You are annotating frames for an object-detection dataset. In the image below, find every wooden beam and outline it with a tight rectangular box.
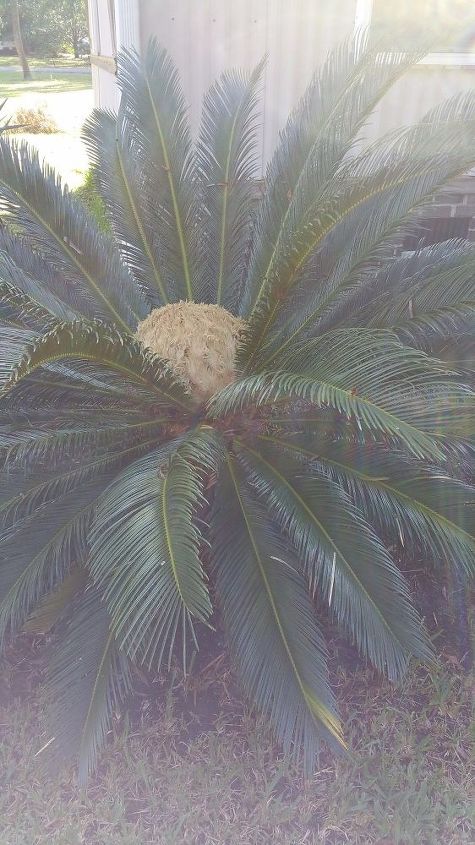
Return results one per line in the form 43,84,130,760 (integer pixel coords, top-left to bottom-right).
90,54,117,74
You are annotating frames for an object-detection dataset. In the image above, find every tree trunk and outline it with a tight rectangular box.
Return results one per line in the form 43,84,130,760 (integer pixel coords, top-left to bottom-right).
10,0,32,81
72,27,79,59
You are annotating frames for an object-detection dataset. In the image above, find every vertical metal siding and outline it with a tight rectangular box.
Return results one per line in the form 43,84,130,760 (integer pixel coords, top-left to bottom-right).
92,1,475,164
139,0,357,173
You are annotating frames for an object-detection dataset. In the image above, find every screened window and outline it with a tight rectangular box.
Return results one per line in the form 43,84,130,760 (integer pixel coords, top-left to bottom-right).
356,0,475,64
372,1,475,53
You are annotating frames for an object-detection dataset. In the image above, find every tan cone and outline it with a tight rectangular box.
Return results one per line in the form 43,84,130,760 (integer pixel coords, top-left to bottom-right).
136,301,245,402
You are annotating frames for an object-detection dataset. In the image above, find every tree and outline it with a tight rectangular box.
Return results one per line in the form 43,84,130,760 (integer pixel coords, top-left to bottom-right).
0,0,88,58
9,0,31,79
60,0,88,58
0,36,473,782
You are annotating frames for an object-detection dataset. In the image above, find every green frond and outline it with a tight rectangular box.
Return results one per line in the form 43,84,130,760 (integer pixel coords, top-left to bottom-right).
0,272,76,392
0,138,146,331
118,41,199,301
2,348,173,415
369,244,475,353
0,32,474,781
236,440,432,680
0,413,169,645
0,260,75,328
208,362,471,460
211,455,343,771
436,332,475,382
0,374,145,418
196,60,264,307
0,230,82,323
0,323,34,388
46,586,132,784
83,109,169,306
262,425,475,576
1,319,193,413
0,435,160,542
0,480,106,645
271,434,475,579
276,239,474,361
329,239,475,331
241,31,427,317
393,306,475,355
88,428,222,668
242,92,475,367
23,565,88,634
0,416,167,472
277,329,474,439
0,228,62,281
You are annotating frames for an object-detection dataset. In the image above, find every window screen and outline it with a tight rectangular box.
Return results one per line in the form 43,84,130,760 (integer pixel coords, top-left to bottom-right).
371,1,475,54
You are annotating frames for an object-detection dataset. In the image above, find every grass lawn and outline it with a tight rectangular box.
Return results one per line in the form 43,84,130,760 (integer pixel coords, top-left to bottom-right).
0,642,473,845
0,70,91,98
0,56,90,70
0,62,93,189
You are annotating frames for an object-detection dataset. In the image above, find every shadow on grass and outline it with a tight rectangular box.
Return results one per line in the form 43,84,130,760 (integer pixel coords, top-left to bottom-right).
0,71,91,97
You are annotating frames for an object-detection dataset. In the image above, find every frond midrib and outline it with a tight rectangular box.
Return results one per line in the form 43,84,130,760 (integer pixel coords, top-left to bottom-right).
115,139,168,303
144,74,193,300
238,441,416,653
0,173,134,332
78,627,116,762
226,454,344,742
216,104,240,305
259,434,475,546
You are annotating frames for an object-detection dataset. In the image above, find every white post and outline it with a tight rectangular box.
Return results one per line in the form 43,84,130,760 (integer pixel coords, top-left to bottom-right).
114,0,141,53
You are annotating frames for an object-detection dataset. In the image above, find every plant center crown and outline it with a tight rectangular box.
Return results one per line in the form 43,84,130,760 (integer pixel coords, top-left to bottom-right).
136,301,245,402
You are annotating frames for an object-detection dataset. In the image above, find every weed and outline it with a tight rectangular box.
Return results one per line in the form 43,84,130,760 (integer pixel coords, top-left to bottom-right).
10,105,58,134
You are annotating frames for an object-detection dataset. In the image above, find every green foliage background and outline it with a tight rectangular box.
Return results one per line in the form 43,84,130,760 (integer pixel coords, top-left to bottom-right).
0,0,88,57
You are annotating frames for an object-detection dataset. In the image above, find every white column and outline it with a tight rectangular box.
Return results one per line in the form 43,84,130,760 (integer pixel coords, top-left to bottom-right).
114,0,140,53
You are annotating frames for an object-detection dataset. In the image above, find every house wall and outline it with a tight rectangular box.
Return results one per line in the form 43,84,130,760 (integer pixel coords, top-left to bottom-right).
370,66,475,137
90,1,475,153
88,0,117,109
90,0,475,201
139,0,356,171
137,1,475,158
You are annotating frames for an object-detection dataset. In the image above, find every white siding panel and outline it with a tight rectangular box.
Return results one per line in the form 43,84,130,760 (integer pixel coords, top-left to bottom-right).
115,0,140,52
139,0,356,173
89,0,118,109
91,2,475,160
95,65,120,110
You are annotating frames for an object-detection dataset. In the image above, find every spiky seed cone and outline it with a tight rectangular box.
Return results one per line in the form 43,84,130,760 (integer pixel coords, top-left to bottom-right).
136,302,245,402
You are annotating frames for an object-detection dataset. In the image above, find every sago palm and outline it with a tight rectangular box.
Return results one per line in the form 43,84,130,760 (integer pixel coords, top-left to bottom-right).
0,34,474,782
